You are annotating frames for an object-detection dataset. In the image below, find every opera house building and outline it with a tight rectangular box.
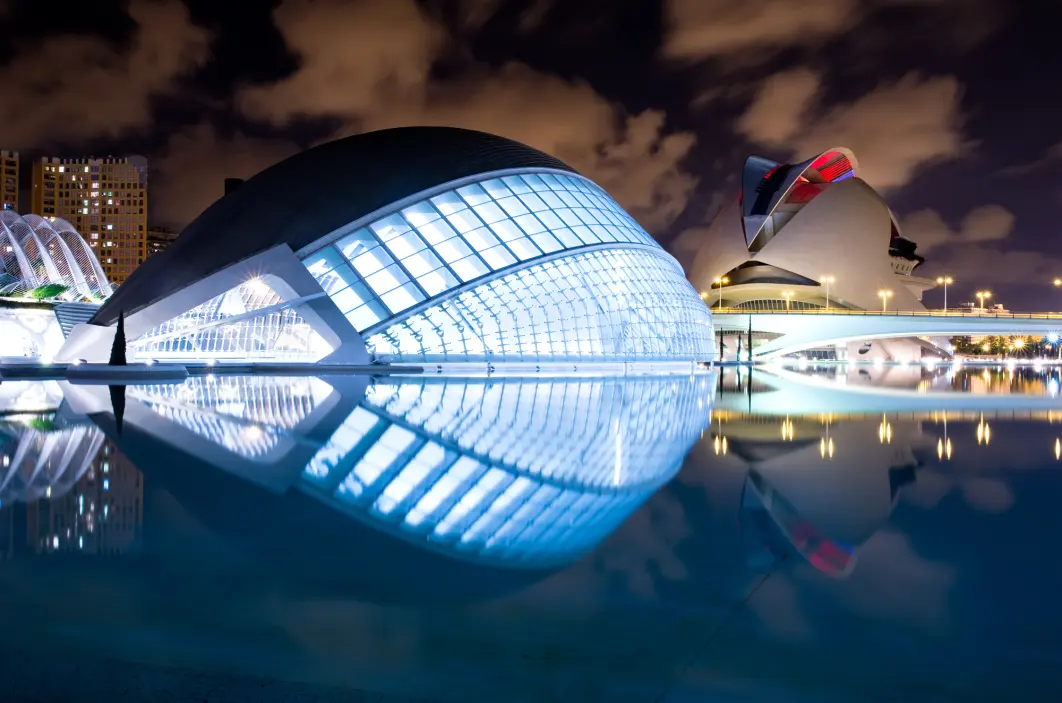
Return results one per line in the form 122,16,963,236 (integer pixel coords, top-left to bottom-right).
676,148,942,360
52,127,715,368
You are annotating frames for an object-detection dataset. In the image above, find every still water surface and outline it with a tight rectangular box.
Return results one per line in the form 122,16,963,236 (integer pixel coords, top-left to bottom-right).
0,365,1060,701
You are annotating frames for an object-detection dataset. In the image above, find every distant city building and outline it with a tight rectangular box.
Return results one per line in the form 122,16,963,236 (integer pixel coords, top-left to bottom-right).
31,155,149,285
1,150,18,211
147,226,178,258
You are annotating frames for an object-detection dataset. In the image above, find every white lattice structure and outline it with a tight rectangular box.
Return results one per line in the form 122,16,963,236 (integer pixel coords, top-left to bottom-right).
0,211,111,300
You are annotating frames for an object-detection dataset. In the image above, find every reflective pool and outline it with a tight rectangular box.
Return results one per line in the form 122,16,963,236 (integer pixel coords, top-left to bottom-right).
1,365,1061,700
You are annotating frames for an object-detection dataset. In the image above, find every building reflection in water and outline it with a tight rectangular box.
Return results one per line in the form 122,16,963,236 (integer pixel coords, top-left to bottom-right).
712,365,1062,579
0,388,143,557
711,411,920,579
80,373,713,578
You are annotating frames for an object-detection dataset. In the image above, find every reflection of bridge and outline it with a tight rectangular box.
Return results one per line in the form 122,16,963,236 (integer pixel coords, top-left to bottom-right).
713,309,1062,358
714,366,1062,415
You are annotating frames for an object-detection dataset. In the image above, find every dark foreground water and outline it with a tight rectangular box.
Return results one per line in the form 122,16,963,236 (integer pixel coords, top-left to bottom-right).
1,363,1061,701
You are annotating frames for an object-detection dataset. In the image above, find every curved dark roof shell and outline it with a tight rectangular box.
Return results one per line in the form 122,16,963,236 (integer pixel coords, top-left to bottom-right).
93,127,575,325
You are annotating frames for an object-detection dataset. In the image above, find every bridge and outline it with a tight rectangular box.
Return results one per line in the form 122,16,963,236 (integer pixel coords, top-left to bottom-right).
712,308,1062,358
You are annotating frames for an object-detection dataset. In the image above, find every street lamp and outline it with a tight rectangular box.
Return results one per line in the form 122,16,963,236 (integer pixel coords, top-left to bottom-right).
713,276,729,309
821,275,835,310
1054,278,1061,288
936,275,953,311
782,290,794,311
976,290,992,312
878,289,893,312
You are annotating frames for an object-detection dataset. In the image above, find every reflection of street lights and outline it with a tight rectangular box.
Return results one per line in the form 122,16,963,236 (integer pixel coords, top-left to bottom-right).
878,413,892,444
878,289,893,312
977,413,991,445
976,290,992,312
936,275,953,310
781,415,794,440
821,275,835,310
782,290,794,311
713,276,729,309
937,414,953,461
820,416,834,459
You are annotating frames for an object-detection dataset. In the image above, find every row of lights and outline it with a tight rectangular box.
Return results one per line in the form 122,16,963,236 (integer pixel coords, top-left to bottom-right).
701,271,1000,314
701,274,838,310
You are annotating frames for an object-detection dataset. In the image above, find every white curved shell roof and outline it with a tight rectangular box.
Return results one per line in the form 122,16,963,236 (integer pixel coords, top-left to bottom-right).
688,148,923,312
0,211,112,299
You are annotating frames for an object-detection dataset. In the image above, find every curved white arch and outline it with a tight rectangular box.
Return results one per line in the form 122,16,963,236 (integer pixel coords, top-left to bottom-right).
0,219,40,292
48,218,112,298
0,211,63,285
29,217,94,299
0,212,112,299
743,147,859,251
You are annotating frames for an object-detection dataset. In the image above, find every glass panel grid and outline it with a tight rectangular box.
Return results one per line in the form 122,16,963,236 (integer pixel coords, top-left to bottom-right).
301,171,662,333
366,248,713,363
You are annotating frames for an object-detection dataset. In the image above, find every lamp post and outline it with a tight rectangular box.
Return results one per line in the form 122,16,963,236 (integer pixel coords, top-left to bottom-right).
878,289,893,312
976,290,992,312
821,275,835,310
1055,278,1061,288
713,276,729,309
936,275,953,311
782,290,794,311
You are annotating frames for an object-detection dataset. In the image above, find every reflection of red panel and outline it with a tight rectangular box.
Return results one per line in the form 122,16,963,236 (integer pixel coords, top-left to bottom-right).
786,182,825,204
809,540,854,575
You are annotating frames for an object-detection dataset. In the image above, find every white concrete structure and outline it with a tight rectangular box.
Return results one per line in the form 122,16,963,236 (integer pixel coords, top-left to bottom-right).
58,127,714,367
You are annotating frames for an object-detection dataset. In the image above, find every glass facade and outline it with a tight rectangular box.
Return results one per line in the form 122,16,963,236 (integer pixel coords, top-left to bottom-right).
299,169,713,363
130,276,334,362
365,248,712,362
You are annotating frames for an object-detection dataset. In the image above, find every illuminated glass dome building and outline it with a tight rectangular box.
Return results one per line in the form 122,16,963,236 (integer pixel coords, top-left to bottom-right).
57,127,714,366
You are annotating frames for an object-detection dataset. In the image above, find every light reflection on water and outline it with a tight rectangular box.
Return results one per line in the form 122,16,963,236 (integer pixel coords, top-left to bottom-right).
0,367,1061,700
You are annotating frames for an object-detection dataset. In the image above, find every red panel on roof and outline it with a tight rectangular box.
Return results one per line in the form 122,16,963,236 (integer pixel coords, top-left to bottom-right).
819,156,853,182
786,182,826,204
809,152,835,171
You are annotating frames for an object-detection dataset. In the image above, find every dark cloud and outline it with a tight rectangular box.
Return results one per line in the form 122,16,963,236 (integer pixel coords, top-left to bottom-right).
0,0,208,149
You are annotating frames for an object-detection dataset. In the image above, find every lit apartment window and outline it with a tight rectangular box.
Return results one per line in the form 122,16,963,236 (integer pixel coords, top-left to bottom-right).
58,166,64,173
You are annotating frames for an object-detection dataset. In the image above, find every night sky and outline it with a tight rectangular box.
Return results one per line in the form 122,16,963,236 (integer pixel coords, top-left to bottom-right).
0,0,1058,310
